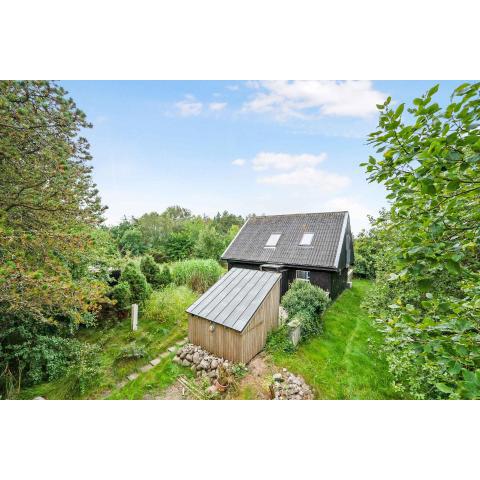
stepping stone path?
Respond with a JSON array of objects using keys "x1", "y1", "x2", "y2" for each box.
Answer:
[{"x1": 108, "y1": 336, "x2": 189, "y2": 395}]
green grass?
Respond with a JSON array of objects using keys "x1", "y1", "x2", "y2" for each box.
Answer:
[
  {"x1": 270, "y1": 279, "x2": 399, "y2": 399},
  {"x1": 20, "y1": 285, "x2": 198, "y2": 400}
]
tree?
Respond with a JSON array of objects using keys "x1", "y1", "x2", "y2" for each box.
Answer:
[
  {"x1": 362, "y1": 82, "x2": 480, "y2": 398},
  {"x1": 164, "y1": 230, "x2": 195, "y2": 261},
  {"x1": 0, "y1": 81, "x2": 109, "y2": 393},
  {"x1": 120, "y1": 263, "x2": 150, "y2": 305},
  {"x1": 194, "y1": 225, "x2": 226, "y2": 260},
  {"x1": 118, "y1": 228, "x2": 147, "y2": 255},
  {"x1": 212, "y1": 211, "x2": 244, "y2": 235},
  {"x1": 353, "y1": 212, "x2": 387, "y2": 279}
]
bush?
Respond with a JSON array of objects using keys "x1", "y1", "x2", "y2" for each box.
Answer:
[
  {"x1": 170, "y1": 259, "x2": 224, "y2": 293},
  {"x1": 158, "y1": 265, "x2": 172, "y2": 287},
  {"x1": 140, "y1": 254, "x2": 165, "y2": 289},
  {"x1": 63, "y1": 342, "x2": 102, "y2": 397},
  {"x1": 265, "y1": 325, "x2": 296, "y2": 354},
  {"x1": 110, "y1": 281, "x2": 131, "y2": 311},
  {"x1": 120, "y1": 262, "x2": 150, "y2": 305},
  {"x1": 281, "y1": 280, "x2": 330, "y2": 338}
]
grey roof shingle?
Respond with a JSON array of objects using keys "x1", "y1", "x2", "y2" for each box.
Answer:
[
  {"x1": 186, "y1": 268, "x2": 281, "y2": 332},
  {"x1": 221, "y1": 211, "x2": 348, "y2": 269}
]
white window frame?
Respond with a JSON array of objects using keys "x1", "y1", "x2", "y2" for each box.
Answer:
[
  {"x1": 299, "y1": 233, "x2": 314, "y2": 246},
  {"x1": 296, "y1": 270, "x2": 310, "y2": 282},
  {"x1": 265, "y1": 233, "x2": 281, "y2": 247}
]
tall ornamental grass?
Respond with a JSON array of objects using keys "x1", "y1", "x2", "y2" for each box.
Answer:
[
  {"x1": 170, "y1": 259, "x2": 224, "y2": 293},
  {"x1": 142, "y1": 285, "x2": 198, "y2": 325}
]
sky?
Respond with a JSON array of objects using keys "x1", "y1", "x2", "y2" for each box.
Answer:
[{"x1": 61, "y1": 80, "x2": 466, "y2": 233}]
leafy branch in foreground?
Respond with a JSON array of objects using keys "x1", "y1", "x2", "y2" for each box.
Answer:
[{"x1": 361, "y1": 82, "x2": 480, "y2": 398}]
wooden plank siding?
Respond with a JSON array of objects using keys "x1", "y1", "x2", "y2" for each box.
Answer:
[{"x1": 188, "y1": 278, "x2": 280, "y2": 363}]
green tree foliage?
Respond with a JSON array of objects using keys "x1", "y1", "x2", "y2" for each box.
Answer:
[
  {"x1": 361, "y1": 82, "x2": 480, "y2": 399},
  {"x1": 212, "y1": 211, "x2": 244, "y2": 235},
  {"x1": 0, "y1": 81, "x2": 110, "y2": 394},
  {"x1": 194, "y1": 225, "x2": 226, "y2": 260},
  {"x1": 353, "y1": 213, "x2": 387, "y2": 279},
  {"x1": 163, "y1": 230, "x2": 195, "y2": 261},
  {"x1": 120, "y1": 263, "x2": 150, "y2": 305},
  {"x1": 281, "y1": 280, "x2": 330, "y2": 339},
  {"x1": 119, "y1": 228, "x2": 147, "y2": 255}
]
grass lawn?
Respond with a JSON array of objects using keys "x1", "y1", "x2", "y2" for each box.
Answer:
[
  {"x1": 269, "y1": 279, "x2": 399, "y2": 399},
  {"x1": 20, "y1": 285, "x2": 198, "y2": 400}
]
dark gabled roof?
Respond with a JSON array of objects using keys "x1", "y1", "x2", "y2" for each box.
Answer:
[
  {"x1": 186, "y1": 268, "x2": 281, "y2": 332},
  {"x1": 221, "y1": 211, "x2": 349, "y2": 270}
]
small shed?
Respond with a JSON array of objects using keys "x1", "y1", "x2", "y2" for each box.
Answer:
[{"x1": 186, "y1": 268, "x2": 281, "y2": 363}]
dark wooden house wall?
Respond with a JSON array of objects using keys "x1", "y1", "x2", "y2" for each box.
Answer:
[{"x1": 226, "y1": 260, "x2": 349, "y2": 299}]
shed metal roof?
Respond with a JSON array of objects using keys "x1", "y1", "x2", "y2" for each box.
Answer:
[
  {"x1": 186, "y1": 268, "x2": 281, "y2": 332},
  {"x1": 221, "y1": 211, "x2": 349, "y2": 269}
]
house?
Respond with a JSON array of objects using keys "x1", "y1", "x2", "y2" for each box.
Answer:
[
  {"x1": 221, "y1": 211, "x2": 354, "y2": 299},
  {"x1": 187, "y1": 268, "x2": 281, "y2": 363}
]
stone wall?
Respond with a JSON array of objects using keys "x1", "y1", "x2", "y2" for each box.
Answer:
[{"x1": 173, "y1": 343, "x2": 232, "y2": 382}]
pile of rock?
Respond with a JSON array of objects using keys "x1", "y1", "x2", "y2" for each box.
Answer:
[
  {"x1": 173, "y1": 344, "x2": 232, "y2": 383},
  {"x1": 271, "y1": 369, "x2": 313, "y2": 400}
]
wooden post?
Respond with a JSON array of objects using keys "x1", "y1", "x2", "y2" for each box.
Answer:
[{"x1": 131, "y1": 303, "x2": 138, "y2": 331}]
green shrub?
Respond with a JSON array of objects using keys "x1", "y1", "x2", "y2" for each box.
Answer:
[
  {"x1": 265, "y1": 325, "x2": 296, "y2": 354},
  {"x1": 63, "y1": 342, "x2": 102, "y2": 397},
  {"x1": 170, "y1": 259, "x2": 224, "y2": 293},
  {"x1": 120, "y1": 262, "x2": 150, "y2": 305},
  {"x1": 158, "y1": 265, "x2": 172, "y2": 287},
  {"x1": 140, "y1": 255, "x2": 162, "y2": 287},
  {"x1": 110, "y1": 281, "x2": 132, "y2": 310},
  {"x1": 281, "y1": 280, "x2": 330, "y2": 338}
]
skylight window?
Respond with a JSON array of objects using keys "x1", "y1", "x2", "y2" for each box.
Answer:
[
  {"x1": 299, "y1": 233, "x2": 314, "y2": 246},
  {"x1": 265, "y1": 233, "x2": 281, "y2": 247}
]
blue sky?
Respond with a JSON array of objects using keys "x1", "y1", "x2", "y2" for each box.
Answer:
[{"x1": 62, "y1": 80, "x2": 465, "y2": 233}]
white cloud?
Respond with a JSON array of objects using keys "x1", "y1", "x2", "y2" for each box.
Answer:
[
  {"x1": 174, "y1": 94, "x2": 203, "y2": 117},
  {"x1": 257, "y1": 167, "x2": 350, "y2": 191},
  {"x1": 209, "y1": 102, "x2": 227, "y2": 111},
  {"x1": 251, "y1": 152, "x2": 327, "y2": 171},
  {"x1": 243, "y1": 80, "x2": 387, "y2": 119},
  {"x1": 226, "y1": 84, "x2": 239, "y2": 91},
  {"x1": 232, "y1": 158, "x2": 245, "y2": 167}
]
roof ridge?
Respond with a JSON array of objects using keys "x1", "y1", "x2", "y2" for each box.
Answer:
[{"x1": 252, "y1": 211, "x2": 348, "y2": 218}]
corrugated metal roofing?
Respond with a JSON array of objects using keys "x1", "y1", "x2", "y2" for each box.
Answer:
[
  {"x1": 186, "y1": 268, "x2": 281, "y2": 332},
  {"x1": 221, "y1": 211, "x2": 348, "y2": 269}
]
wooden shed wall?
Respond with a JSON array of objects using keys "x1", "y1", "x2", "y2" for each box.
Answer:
[{"x1": 188, "y1": 279, "x2": 280, "y2": 363}]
